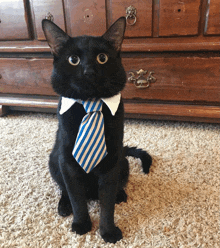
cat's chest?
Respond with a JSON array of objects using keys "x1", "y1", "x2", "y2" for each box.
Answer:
[{"x1": 59, "y1": 103, "x2": 85, "y2": 141}]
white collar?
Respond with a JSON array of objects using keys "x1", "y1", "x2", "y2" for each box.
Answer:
[{"x1": 59, "y1": 93, "x2": 121, "y2": 116}]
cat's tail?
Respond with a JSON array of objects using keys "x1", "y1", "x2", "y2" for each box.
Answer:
[{"x1": 124, "y1": 146, "x2": 152, "y2": 174}]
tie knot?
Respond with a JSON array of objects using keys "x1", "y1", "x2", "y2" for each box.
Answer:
[{"x1": 81, "y1": 99, "x2": 103, "y2": 113}]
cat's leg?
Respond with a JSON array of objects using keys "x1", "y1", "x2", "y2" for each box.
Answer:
[
  {"x1": 119, "y1": 157, "x2": 129, "y2": 186},
  {"x1": 97, "y1": 163, "x2": 123, "y2": 243},
  {"x1": 58, "y1": 191, "x2": 72, "y2": 217},
  {"x1": 115, "y1": 189, "x2": 127, "y2": 204},
  {"x1": 59, "y1": 157, "x2": 92, "y2": 235},
  {"x1": 115, "y1": 158, "x2": 129, "y2": 204},
  {"x1": 49, "y1": 144, "x2": 72, "y2": 216},
  {"x1": 49, "y1": 137, "x2": 66, "y2": 188}
]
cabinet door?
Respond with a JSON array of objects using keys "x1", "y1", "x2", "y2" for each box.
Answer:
[
  {"x1": 205, "y1": 0, "x2": 220, "y2": 35},
  {"x1": 108, "y1": 0, "x2": 152, "y2": 37},
  {"x1": 0, "y1": 0, "x2": 29, "y2": 40},
  {"x1": 32, "y1": 0, "x2": 66, "y2": 40},
  {"x1": 159, "y1": 0, "x2": 201, "y2": 37},
  {"x1": 65, "y1": 0, "x2": 106, "y2": 37}
]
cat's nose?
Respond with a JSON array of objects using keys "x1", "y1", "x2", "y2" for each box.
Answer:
[{"x1": 83, "y1": 67, "x2": 95, "y2": 78}]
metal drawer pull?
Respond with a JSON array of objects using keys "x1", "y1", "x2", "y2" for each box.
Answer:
[
  {"x1": 45, "y1": 12, "x2": 54, "y2": 22},
  {"x1": 126, "y1": 6, "x2": 137, "y2": 26},
  {"x1": 128, "y1": 69, "x2": 156, "y2": 89}
]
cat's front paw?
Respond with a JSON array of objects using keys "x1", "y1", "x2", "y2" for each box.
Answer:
[
  {"x1": 115, "y1": 189, "x2": 127, "y2": 204},
  {"x1": 100, "y1": 226, "x2": 123, "y2": 243},
  {"x1": 72, "y1": 219, "x2": 92, "y2": 235},
  {"x1": 58, "y1": 194, "x2": 72, "y2": 217}
]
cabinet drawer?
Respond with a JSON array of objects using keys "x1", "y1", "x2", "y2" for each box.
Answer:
[
  {"x1": 205, "y1": 0, "x2": 220, "y2": 35},
  {"x1": 122, "y1": 56, "x2": 220, "y2": 103},
  {"x1": 108, "y1": 0, "x2": 152, "y2": 37},
  {"x1": 32, "y1": 0, "x2": 66, "y2": 40},
  {"x1": 0, "y1": 58, "x2": 56, "y2": 96},
  {"x1": 65, "y1": 0, "x2": 106, "y2": 37},
  {"x1": 159, "y1": 0, "x2": 201, "y2": 37},
  {"x1": 0, "y1": 0, "x2": 30, "y2": 40}
]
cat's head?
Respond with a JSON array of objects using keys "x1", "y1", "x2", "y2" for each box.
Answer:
[{"x1": 42, "y1": 17, "x2": 126, "y2": 100}]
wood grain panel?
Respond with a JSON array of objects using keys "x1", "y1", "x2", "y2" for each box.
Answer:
[
  {"x1": 65, "y1": 0, "x2": 106, "y2": 37},
  {"x1": 124, "y1": 102, "x2": 220, "y2": 119},
  {"x1": 124, "y1": 102, "x2": 220, "y2": 123},
  {"x1": 1, "y1": 36, "x2": 220, "y2": 53},
  {"x1": 122, "y1": 37, "x2": 220, "y2": 52},
  {"x1": 32, "y1": 0, "x2": 66, "y2": 40},
  {"x1": 0, "y1": 58, "x2": 56, "y2": 96},
  {"x1": 0, "y1": 0, "x2": 29, "y2": 40},
  {"x1": 159, "y1": 0, "x2": 201, "y2": 37},
  {"x1": 0, "y1": 95, "x2": 58, "y2": 108},
  {"x1": 107, "y1": 0, "x2": 152, "y2": 37},
  {"x1": 0, "y1": 105, "x2": 9, "y2": 116},
  {"x1": 122, "y1": 56, "x2": 220, "y2": 103},
  {"x1": 205, "y1": 0, "x2": 220, "y2": 35}
]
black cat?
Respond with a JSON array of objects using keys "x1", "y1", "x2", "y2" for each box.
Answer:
[{"x1": 42, "y1": 17, "x2": 152, "y2": 244}]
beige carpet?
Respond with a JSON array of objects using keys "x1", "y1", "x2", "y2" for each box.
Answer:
[{"x1": 0, "y1": 112, "x2": 219, "y2": 248}]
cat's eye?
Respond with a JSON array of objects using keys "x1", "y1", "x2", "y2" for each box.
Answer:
[
  {"x1": 97, "y1": 53, "x2": 108, "y2": 64},
  {"x1": 68, "y1": 55, "x2": 80, "y2": 66}
]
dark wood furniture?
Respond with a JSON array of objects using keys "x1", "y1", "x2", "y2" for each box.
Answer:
[{"x1": 0, "y1": 0, "x2": 220, "y2": 123}]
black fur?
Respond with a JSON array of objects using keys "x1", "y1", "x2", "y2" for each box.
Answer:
[{"x1": 42, "y1": 17, "x2": 152, "y2": 244}]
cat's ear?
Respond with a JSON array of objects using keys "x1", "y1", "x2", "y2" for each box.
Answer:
[
  {"x1": 102, "y1": 17, "x2": 126, "y2": 52},
  {"x1": 42, "y1": 19, "x2": 70, "y2": 56}
]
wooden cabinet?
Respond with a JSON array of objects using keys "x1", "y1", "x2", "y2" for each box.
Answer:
[
  {"x1": 205, "y1": 0, "x2": 220, "y2": 35},
  {"x1": 32, "y1": 0, "x2": 66, "y2": 40},
  {"x1": 158, "y1": 0, "x2": 201, "y2": 37},
  {"x1": 0, "y1": 58, "x2": 54, "y2": 95},
  {"x1": 122, "y1": 56, "x2": 220, "y2": 103},
  {"x1": 65, "y1": 0, "x2": 106, "y2": 36},
  {"x1": 108, "y1": 0, "x2": 152, "y2": 37},
  {"x1": 0, "y1": 0, "x2": 220, "y2": 123},
  {"x1": 0, "y1": 0, "x2": 30, "y2": 40}
]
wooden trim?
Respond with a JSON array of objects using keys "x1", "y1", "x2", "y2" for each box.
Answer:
[
  {"x1": 124, "y1": 102, "x2": 220, "y2": 122},
  {"x1": 1, "y1": 95, "x2": 219, "y2": 123},
  {"x1": 122, "y1": 37, "x2": 220, "y2": 52},
  {"x1": 0, "y1": 105, "x2": 9, "y2": 117},
  {"x1": 124, "y1": 113, "x2": 220, "y2": 123},
  {"x1": 0, "y1": 41, "x2": 51, "y2": 53},
  {"x1": 0, "y1": 36, "x2": 220, "y2": 53},
  {"x1": 0, "y1": 96, "x2": 58, "y2": 109}
]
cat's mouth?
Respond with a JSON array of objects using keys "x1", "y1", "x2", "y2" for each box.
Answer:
[{"x1": 67, "y1": 80, "x2": 118, "y2": 100}]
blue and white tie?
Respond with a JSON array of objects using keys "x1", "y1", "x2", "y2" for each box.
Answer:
[{"x1": 72, "y1": 99, "x2": 107, "y2": 173}]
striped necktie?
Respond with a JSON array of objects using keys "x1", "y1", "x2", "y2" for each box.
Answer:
[{"x1": 72, "y1": 99, "x2": 107, "y2": 173}]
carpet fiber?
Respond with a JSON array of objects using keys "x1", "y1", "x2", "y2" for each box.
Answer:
[{"x1": 1, "y1": 112, "x2": 219, "y2": 247}]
